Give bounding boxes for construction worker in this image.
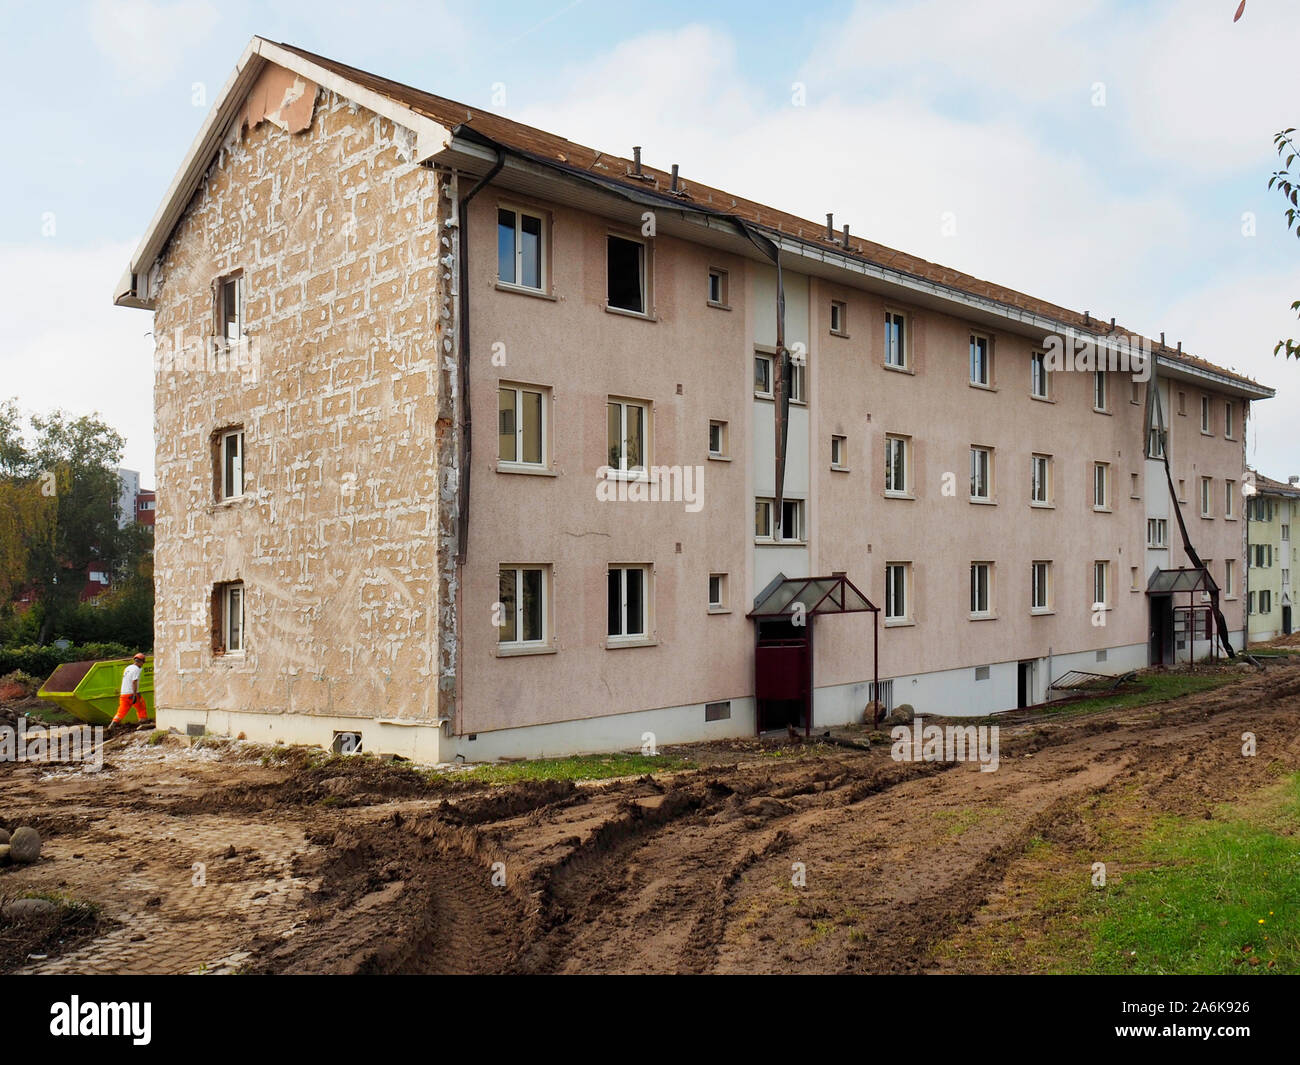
[110,653,149,730]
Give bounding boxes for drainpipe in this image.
[456,149,506,563]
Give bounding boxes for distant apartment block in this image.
[1246,472,1299,642]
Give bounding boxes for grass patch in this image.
[1036,670,1244,721]
[450,752,695,783]
[937,773,1300,974]
[20,705,80,727]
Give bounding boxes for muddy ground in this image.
[1,658,1298,974]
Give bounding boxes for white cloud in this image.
[89,0,219,93]
[0,241,156,484]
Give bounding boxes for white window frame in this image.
[1225,401,1235,439]
[755,498,774,541]
[829,300,847,336]
[1093,462,1109,510]
[884,310,908,369]
[1200,394,1211,433]
[220,581,245,655]
[970,446,992,502]
[779,499,804,543]
[707,268,728,307]
[1031,453,1051,505]
[1093,561,1110,609]
[885,435,909,496]
[969,332,991,386]
[606,397,649,476]
[497,206,547,292]
[708,419,728,459]
[497,565,549,649]
[885,562,910,622]
[1093,370,1108,412]
[216,273,243,345]
[708,572,728,612]
[1225,480,1235,518]
[606,233,649,315]
[969,562,992,618]
[219,429,245,501]
[754,353,773,398]
[830,435,846,470]
[1030,351,1049,398]
[607,564,650,643]
[498,383,549,469]
[1200,476,1213,517]
[1147,518,1168,548]
[1031,561,1051,613]
[1224,559,1235,597]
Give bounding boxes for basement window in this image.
[607,235,648,314]
[213,581,245,655]
[705,700,731,722]
[497,207,545,291]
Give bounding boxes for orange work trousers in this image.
[113,693,148,723]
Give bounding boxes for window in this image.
[970,562,992,617]
[789,357,806,403]
[831,435,846,469]
[1284,568,1290,587]
[1093,561,1110,608]
[1031,561,1051,612]
[1249,590,1257,614]
[1030,351,1049,398]
[1284,523,1291,540]
[755,498,773,540]
[707,268,728,307]
[1131,565,1140,591]
[217,428,244,500]
[1093,462,1109,509]
[830,300,847,335]
[216,273,242,345]
[885,435,909,495]
[607,235,647,314]
[1224,559,1235,596]
[1131,380,1141,404]
[607,565,648,641]
[1200,395,1211,433]
[89,570,108,585]
[497,207,544,290]
[708,420,728,458]
[1178,478,1186,503]
[1147,425,1165,459]
[498,566,547,647]
[1093,371,1108,412]
[884,310,908,368]
[1177,391,1186,416]
[1200,476,1212,517]
[1260,589,1273,614]
[1130,472,1140,498]
[1225,401,1235,438]
[1225,480,1235,518]
[215,581,244,654]
[1031,454,1051,505]
[970,446,992,501]
[607,398,648,474]
[969,333,991,386]
[498,384,547,467]
[1147,518,1168,548]
[885,562,910,621]
[754,353,773,397]
[780,499,804,542]
[708,573,727,611]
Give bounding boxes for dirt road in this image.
[2,660,1298,974]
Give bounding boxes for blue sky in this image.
[1,0,1296,486]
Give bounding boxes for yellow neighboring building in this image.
[1247,471,1300,642]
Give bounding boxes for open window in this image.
[607,235,648,314]
[215,272,243,346]
[215,427,245,501]
[212,581,245,655]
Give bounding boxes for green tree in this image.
[1268,128,1300,358]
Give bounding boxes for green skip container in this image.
[37,657,155,725]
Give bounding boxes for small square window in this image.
[708,573,728,611]
[830,300,847,335]
[831,435,847,469]
[707,268,728,307]
[708,420,728,458]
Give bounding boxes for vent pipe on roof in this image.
[826,213,834,240]
[1084,311,1091,326]
[842,223,850,247]
[1160,331,1166,348]
[1110,316,1116,329]
[1177,341,1182,354]
[1289,475,1299,485]
[632,146,642,175]
[670,164,679,193]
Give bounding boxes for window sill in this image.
[969,382,996,392]
[497,463,557,477]
[707,606,730,615]
[885,491,914,500]
[707,300,732,312]
[1146,544,1168,551]
[1225,515,1238,522]
[1030,394,1054,403]
[495,644,557,658]
[831,464,850,473]
[883,362,913,375]
[969,497,997,506]
[884,618,914,628]
[1093,407,1112,416]
[829,329,850,340]
[213,651,246,662]
[754,391,774,401]
[968,613,997,622]
[602,468,652,483]
[495,281,557,302]
[707,453,732,462]
[1093,506,1112,514]
[605,304,656,322]
[1030,608,1054,616]
[755,539,807,547]
[1030,501,1054,510]
[606,637,658,650]
[209,496,251,512]
[1201,430,1214,437]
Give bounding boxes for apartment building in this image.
[113,39,1274,760]
[1246,472,1299,641]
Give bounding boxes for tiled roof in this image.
[1250,471,1300,496]
[276,41,1267,393]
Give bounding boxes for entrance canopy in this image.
[747,573,877,619]
[1146,566,1218,595]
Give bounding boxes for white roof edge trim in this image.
[114,36,453,310]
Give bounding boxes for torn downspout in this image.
[455,145,506,563]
